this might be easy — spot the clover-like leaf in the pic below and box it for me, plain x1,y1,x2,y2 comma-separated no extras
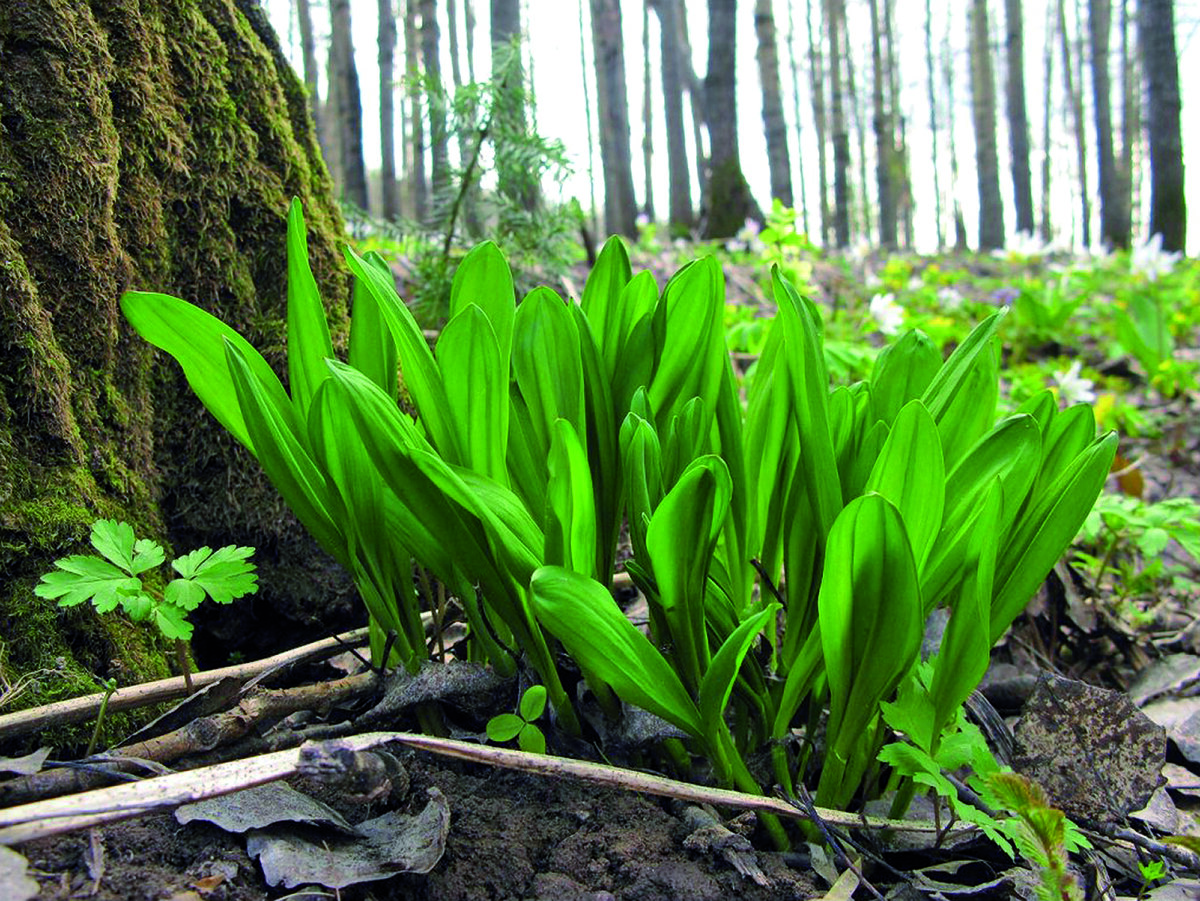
88,519,137,573
153,603,193,641
130,538,166,575
486,714,524,743
165,578,207,612
519,685,548,722
35,556,141,610
171,545,258,605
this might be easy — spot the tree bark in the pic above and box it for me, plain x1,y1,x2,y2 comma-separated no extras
0,0,352,715
379,0,400,219
1119,0,1138,237
1138,0,1185,250
786,0,810,234
1090,0,1128,247
969,0,1005,250
491,0,536,211
808,0,831,246
651,0,693,230
296,0,325,154
924,0,943,248
590,0,639,237
868,0,895,247
579,0,600,234
330,0,369,210
1004,0,1035,236
883,0,912,247
755,0,794,208
405,0,428,220
842,21,870,239
826,0,851,247
703,0,762,237
1059,0,1091,248
1040,0,1055,241
422,0,450,224
944,11,969,249
642,0,655,218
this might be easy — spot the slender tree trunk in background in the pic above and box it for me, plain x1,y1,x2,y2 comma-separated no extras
1004,0,1035,235
827,0,851,247
652,0,693,230
323,41,343,188
465,0,477,82
944,16,968,250
1040,1,1055,241
755,0,794,208
882,0,911,246
969,0,1004,250
422,0,450,223
580,0,600,233
868,0,895,248
330,0,369,210
1058,0,1090,248
1090,0,1128,247
642,0,655,218
924,0,943,248
591,0,639,236
1138,0,1184,250
786,0,810,234
296,0,325,153
808,0,831,246
379,0,400,219
1119,0,1138,236
676,4,709,214
447,0,464,88
843,24,870,239
491,0,537,211
704,0,762,237
405,0,428,220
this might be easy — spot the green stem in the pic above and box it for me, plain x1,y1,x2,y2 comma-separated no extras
86,679,118,757
175,639,193,695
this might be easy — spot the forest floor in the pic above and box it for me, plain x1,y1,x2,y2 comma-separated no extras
6,250,1200,900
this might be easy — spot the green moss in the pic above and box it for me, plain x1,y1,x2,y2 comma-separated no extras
0,0,351,746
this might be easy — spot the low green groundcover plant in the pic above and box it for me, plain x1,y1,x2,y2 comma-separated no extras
36,519,257,692
120,200,1115,842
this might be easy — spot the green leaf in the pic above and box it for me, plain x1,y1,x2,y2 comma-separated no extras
225,342,346,562
122,592,154,620
154,603,193,641
819,494,923,762
580,235,632,377
646,456,731,691
130,538,166,576
992,432,1118,641
531,566,702,736
285,198,335,421
870,330,942,427
697,603,780,740
164,578,206,612
449,241,515,371
342,245,461,463
89,520,137,574
519,684,548,721
545,419,597,578
518,724,547,754
121,291,289,452
170,544,257,605
864,400,944,572
348,251,400,399
512,287,584,454
436,305,508,484
35,556,140,610
486,713,524,742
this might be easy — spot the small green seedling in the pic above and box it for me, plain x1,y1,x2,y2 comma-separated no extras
1137,858,1167,899
486,684,548,754
36,519,257,693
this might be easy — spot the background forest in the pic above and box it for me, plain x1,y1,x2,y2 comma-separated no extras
268,0,1190,255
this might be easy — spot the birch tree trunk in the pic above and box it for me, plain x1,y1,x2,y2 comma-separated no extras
1004,0,1035,236
704,0,762,237
868,0,896,247
330,0,369,210
652,0,693,229
379,0,400,219
969,0,1005,250
1138,0,1185,249
591,0,639,236
755,0,794,207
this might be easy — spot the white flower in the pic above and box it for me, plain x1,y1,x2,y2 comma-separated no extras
864,269,883,289
1131,233,1181,282
993,230,1049,259
635,212,650,229
869,292,904,336
1053,361,1096,406
729,218,763,254
936,286,964,310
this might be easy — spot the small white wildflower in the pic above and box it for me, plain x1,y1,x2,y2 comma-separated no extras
936,286,964,310
864,269,883,289
734,218,764,254
1131,233,1181,282
848,237,873,264
869,292,904,336
635,212,651,229
1052,361,1096,406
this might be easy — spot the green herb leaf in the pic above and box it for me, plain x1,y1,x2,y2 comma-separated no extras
89,520,137,573
486,713,524,743
519,685,548,721
153,603,193,641
170,545,257,605
34,556,140,610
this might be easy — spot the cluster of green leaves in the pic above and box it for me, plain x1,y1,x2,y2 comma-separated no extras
486,684,548,754
36,519,256,642
1076,493,1200,605
122,203,1114,835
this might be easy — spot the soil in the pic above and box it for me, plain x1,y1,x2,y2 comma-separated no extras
20,753,818,901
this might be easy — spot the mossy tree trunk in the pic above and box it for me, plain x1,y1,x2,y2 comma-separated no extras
0,0,354,747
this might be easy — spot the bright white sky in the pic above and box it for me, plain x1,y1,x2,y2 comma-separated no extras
265,0,1200,254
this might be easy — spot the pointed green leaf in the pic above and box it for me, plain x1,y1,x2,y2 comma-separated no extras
545,419,597,578
285,198,335,421
348,251,400,399
697,603,780,740
871,330,942,427
436,305,507,483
